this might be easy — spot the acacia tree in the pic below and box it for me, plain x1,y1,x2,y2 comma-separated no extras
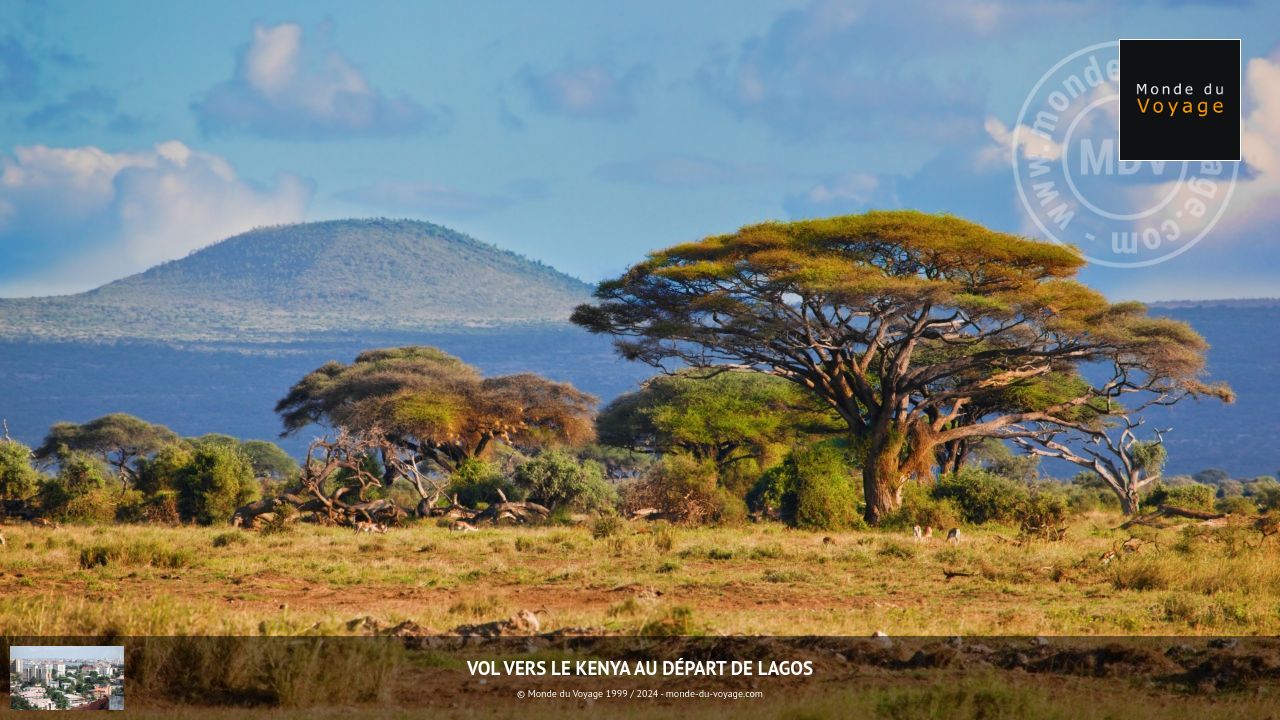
598,369,841,477
274,346,597,508
572,211,1228,523
34,413,179,488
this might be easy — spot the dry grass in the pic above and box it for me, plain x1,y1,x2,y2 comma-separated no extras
1,513,1279,637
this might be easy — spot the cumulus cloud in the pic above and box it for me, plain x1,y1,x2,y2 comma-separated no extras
0,141,313,296
697,0,1084,141
518,61,652,121
194,22,446,139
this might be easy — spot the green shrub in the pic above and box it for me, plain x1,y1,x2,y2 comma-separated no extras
0,439,40,501
513,450,616,511
1215,495,1258,515
115,489,148,523
1146,482,1215,512
933,467,1027,524
749,443,863,531
142,490,181,524
1250,480,1280,512
59,488,119,524
1014,491,1069,540
591,515,625,539
713,488,749,526
447,458,520,507
175,444,260,525
135,444,194,496
883,483,960,530
37,453,113,522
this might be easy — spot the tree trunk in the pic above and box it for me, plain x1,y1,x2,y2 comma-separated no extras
1119,485,1141,515
863,430,907,525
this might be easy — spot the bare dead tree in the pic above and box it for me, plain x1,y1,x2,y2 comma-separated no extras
297,428,405,527
1013,414,1169,515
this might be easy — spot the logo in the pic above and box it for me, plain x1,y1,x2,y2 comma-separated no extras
1013,41,1239,268
1120,39,1241,161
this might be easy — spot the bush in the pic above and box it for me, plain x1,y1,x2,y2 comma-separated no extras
37,452,112,522
883,483,960,530
1014,491,1069,540
1062,485,1119,514
0,439,40,501
59,487,119,524
621,456,721,524
135,444,194,495
748,443,863,531
513,450,616,511
933,467,1028,524
115,489,148,523
591,515,625,539
446,458,520,507
713,488,749,526
175,444,259,525
142,490,181,524
1146,482,1216,512
1216,495,1257,515
1250,480,1280,512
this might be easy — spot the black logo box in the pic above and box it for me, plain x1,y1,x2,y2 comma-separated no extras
1119,39,1241,161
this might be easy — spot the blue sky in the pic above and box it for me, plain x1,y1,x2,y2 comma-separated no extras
1,0,1279,300
11,645,123,663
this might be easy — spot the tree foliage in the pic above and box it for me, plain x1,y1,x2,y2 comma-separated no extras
35,413,179,485
597,370,840,476
0,438,40,501
275,347,597,497
174,444,260,525
573,210,1229,522
513,449,615,511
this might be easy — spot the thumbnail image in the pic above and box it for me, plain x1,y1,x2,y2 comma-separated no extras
9,646,124,711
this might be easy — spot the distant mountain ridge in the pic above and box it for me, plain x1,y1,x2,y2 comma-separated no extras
0,219,594,341
1148,297,1280,309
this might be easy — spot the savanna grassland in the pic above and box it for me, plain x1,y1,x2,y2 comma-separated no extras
2,513,1278,638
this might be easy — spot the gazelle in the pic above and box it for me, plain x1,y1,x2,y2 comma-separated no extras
354,521,388,534
946,528,961,545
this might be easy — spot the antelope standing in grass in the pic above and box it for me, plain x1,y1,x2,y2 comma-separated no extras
354,521,388,534
946,528,962,545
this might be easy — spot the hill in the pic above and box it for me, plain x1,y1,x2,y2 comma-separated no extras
0,219,594,341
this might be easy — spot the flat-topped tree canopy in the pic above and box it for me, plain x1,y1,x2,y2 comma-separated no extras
34,413,179,485
275,346,597,474
573,210,1231,523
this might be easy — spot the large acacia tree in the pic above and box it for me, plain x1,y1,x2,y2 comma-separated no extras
34,413,179,488
572,211,1227,523
275,346,597,507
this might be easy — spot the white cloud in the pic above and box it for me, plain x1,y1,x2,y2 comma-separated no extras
194,22,446,139
783,173,899,218
0,141,313,297
518,61,652,121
